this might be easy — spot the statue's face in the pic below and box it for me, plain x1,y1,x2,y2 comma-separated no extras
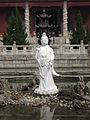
41,36,48,46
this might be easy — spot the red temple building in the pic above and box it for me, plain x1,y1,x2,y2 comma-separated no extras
0,0,90,43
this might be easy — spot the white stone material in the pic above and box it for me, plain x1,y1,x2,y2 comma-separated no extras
80,40,86,54
13,41,17,55
63,1,69,43
1,44,88,55
25,0,30,38
23,47,27,54
34,33,59,95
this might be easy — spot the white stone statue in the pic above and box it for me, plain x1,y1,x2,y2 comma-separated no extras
34,32,59,95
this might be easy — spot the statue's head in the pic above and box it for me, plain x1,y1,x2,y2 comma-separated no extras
41,32,48,46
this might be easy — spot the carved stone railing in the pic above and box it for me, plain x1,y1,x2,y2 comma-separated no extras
1,44,36,55
51,43,88,55
0,41,89,55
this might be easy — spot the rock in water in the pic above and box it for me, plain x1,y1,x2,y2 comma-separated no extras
86,81,90,92
0,79,10,106
73,99,81,109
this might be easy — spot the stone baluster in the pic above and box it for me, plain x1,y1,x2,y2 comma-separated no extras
25,0,30,42
63,1,69,44
23,47,27,54
80,40,85,54
3,47,7,55
70,46,73,54
13,41,17,55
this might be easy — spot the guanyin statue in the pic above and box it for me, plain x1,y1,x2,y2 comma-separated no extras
34,32,60,94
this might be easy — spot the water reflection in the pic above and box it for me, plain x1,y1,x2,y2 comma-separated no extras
0,105,90,120
40,105,55,120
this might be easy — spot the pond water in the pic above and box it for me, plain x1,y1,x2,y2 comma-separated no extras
0,105,90,120
0,77,89,120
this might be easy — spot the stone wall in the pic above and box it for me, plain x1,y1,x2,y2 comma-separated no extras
55,54,90,77
0,42,89,79
0,53,90,79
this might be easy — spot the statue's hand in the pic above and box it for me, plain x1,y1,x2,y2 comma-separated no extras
49,61,53,66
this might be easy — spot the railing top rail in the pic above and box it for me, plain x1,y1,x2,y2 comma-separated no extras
4,45,13,47
62,44,89,47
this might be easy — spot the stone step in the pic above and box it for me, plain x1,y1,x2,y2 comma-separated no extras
0,74,90,79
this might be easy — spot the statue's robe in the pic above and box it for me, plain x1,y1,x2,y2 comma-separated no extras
34,45,58,94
